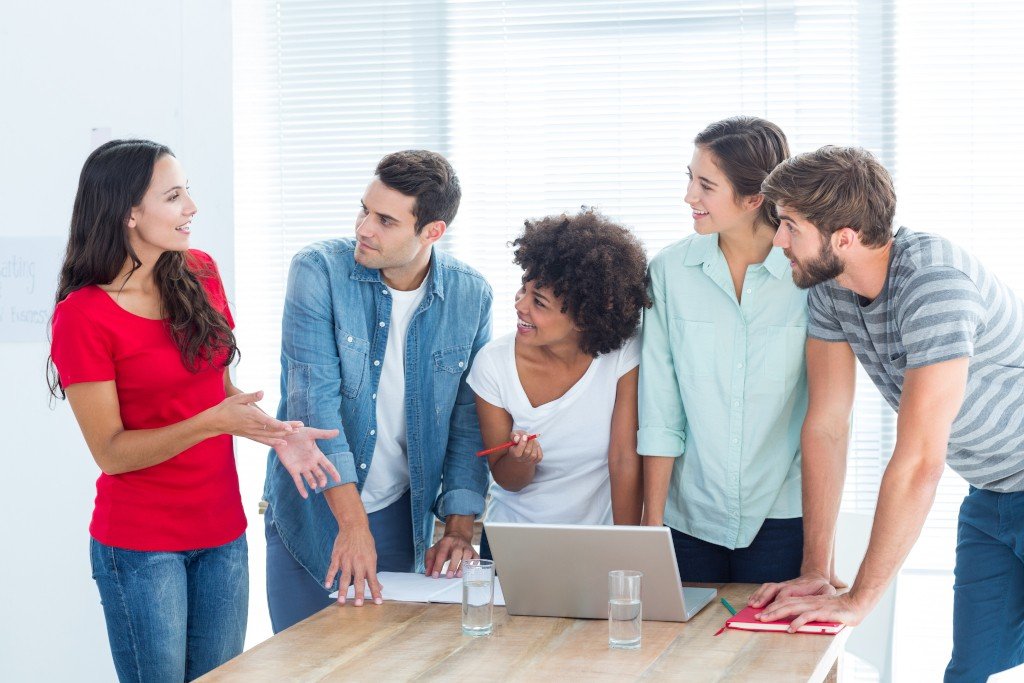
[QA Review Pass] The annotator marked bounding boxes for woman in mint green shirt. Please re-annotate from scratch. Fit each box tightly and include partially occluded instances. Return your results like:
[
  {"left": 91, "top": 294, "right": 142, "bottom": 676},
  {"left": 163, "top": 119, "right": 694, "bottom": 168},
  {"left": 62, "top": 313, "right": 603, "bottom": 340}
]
[{"left": 639, "top": 116, "right": 808, "bottom": 583}]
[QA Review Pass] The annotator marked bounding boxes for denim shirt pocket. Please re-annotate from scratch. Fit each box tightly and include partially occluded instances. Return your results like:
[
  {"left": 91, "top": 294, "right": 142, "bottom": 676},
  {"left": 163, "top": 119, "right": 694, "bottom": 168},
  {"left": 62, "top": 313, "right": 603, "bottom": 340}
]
[
  {"left": 337, "top": 329, "right": 370, "bottom": 399},
  {"left": 432, "top": 344, "right": 472, "bottom": 415}
]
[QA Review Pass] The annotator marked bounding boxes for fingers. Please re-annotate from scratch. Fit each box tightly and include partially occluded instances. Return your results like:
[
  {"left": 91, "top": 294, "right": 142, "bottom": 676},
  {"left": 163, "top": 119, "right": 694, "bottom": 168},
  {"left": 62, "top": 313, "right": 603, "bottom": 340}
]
[
  {"left": 230, "top": 390, "right": 264, "bottom": 404},
  {"left": 367, "top": 569, "right": 383, "bottom": 605},
  {"left": 306, "top": 427, "right": 340, "bottom": 440},
  {"left": 748, "top": 582, "right": 781, "bottom": 608},
  {"left": 291, "top": 471, "right": 309, "bottom": 500},
  {"left": 320, "top": 458, "right": 342, "bottom": 484},
  {"left": 424, "top": 545, "right": 438, "bottom": 577},
  {"left": 301, "top": 468, "right": 319, "bottom": 492},
  {"left": 338, "top": 564, "right": 353, "bottom": 606},
  {"left": 325, "top": 556, "right": 341, "bottom": 600},
  {"left": 446, "top": 544, "right": 468, "bottom": 579},
  {"left": 352, "top": 570, "right": 366, "bottom": 607}
]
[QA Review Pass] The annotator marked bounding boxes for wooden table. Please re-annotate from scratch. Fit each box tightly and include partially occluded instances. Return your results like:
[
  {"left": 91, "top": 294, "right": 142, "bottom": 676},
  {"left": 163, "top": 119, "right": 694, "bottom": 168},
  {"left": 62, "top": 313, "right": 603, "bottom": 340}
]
[{"left": 200, "top": 584, "right": 848, "bottom": 682}]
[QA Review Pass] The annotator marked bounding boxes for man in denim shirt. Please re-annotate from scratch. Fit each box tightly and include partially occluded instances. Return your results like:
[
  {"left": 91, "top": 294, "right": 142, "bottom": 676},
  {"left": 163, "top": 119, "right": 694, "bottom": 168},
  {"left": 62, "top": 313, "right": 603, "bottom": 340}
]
[{"left": 263, "top": 150, "right": 492, "bottom": 632}]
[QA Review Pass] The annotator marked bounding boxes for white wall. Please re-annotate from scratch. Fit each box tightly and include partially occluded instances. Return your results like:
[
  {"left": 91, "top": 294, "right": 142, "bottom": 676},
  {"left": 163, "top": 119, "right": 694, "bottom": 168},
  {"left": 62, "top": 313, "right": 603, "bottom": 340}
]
[{"left": 0, "top": 2, "right": 233, "bottom": 679}]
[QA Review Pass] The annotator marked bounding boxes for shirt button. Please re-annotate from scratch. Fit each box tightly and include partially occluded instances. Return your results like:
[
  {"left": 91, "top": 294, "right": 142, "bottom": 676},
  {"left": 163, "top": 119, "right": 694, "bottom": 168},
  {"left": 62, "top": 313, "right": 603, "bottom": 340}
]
[
  {"left": 372, "top": 393, "right": 377, "bottom": 400},
  {"left": 373, "top": 360, "right": 381, "bottom": 366},
  {"left": 382, "top": 289, "right": 389, "bottom": 295},
  {"left": 360, "top": 463, "right": 367, "bottom": 470},
  {"left": 379, "top": 321, "right": 386, "bottom": 327},
  {"left": 732, "top": 438, "right": 739, "bottom": 444},
  {"left": 458, "top": 361, "right": 465, "bottom": 368},
  {"left": 746, "top": 288, "right": 752, "bottom": 294},
  {"left": 347, "top": 336, "right": 353, "bottom": 343},
  {"left": 737, "top": 363, "right": 743, "bottom": 369},
  {"left": 734, "top": 400, "right": 740, "bottom": 407},
  {"left": 370, "top": 429, "right": 376, "bottom": 436}
]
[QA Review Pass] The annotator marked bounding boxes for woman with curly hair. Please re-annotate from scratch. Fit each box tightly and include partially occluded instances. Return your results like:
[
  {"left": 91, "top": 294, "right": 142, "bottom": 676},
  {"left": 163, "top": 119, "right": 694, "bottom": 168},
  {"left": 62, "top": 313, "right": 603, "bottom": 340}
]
[
  {"left": 639, "top": 116, "right": 809, "bottom": 584},
  {"left": 467, "top": 209, "right": 650, "bottom": 559},
  {"left": 48, "top": 139, "right": 340, "bottom": 682}
]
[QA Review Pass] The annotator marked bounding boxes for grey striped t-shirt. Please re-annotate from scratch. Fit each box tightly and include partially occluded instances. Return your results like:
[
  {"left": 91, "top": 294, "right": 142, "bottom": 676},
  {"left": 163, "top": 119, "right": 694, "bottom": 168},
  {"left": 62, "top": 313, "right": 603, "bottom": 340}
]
[{"left": 807, "top": 227, "right": 1024, "bottom": 492}]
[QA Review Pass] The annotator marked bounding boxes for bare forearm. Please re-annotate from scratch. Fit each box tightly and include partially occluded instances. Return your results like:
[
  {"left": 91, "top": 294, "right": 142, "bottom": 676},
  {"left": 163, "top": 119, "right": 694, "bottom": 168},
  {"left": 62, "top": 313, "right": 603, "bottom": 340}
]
[
  {"left": 324, "top": 483, "right": 370, "bottom": 531},
  {"left": 102, "top": 410, "right": 219, "bottom": 474},
  {"left": 800, "top": 425, "right": 848, "bottom": 577},
  {"left": 850, "top": 450, "right": 944, "bottom": 608},
  {"left": 610, "top": 450, "right": 642, "bottom": 524},
  {"left": 641, "top": 455, "right": 675, "bottom": 525},
  {"left": 490, "top": 457, "right": 537, "bottom": 492},
  {"left": 443, "top": 514, "right": 475, "bottom": 541}
]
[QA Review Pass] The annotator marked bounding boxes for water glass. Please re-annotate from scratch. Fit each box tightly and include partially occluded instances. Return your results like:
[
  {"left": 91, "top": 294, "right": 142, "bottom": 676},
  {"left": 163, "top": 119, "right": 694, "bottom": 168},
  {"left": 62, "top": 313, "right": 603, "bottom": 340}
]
[
  {"left": 608, "top": 570, "right": 642, "bottom": 649},
  {"left": 462, "top": 558, "right": 495, "bottom": 636}
]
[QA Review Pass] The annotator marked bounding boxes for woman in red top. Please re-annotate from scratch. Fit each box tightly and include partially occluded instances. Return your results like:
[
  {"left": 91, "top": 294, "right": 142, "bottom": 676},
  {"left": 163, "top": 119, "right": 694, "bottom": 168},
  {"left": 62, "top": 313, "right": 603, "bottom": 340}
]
[{"left": 49, "top": 139, "right": 340, "bottom": 682}]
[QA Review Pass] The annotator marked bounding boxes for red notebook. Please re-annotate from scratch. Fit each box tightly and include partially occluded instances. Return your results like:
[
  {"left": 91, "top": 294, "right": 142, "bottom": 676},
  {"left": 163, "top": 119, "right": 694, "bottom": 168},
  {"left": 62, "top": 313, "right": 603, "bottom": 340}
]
[{"left": 725, "top": 606, "right": 845, "bottom": 635}]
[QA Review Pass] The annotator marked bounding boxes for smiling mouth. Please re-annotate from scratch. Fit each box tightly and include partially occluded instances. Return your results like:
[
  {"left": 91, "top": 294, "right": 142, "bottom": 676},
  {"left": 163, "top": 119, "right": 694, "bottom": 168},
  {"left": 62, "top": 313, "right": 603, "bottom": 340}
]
[
  {"left": 176, "top": 223, "right": 191, "bottom": 233},
  {"left": 517, "top": 317, "right": 536, "bottom": 330},
  {"left": 692, "top": 209, "right": 709, "bottom": 218}
]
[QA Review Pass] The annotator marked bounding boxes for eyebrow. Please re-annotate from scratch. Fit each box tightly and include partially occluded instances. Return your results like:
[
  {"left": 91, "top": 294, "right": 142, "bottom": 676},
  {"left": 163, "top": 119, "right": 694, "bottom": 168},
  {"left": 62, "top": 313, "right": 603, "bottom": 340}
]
[
  {"left": 777, "top": 212, "right": 797, "bottom": 226},
  {"left": 361, "top": 199, "right": 400, "bottom": 225},
  {"left": 533, "top": 290, "right": 550, "bottom": 303},
  {"left": 162, "top": 182, "right": 188, "bottom": 195},
  {"left": 686, "top": 166, "right": 718, "bottom": 187}
]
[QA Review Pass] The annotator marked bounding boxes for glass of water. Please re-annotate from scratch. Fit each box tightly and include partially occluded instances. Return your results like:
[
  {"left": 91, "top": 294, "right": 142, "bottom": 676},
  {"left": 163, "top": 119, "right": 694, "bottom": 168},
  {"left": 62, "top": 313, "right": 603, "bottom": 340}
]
[
  {"left": 608, "top": 570, "right": 642, "bottom": 649},
  {"left": 462, "top": 558, "right": 495, "bottom": 636}
]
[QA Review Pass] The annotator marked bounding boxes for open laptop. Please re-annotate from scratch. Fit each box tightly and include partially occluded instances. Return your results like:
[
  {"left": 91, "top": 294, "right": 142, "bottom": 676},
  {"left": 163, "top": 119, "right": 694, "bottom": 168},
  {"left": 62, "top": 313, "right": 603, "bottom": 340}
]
[{"left": 484, "top": 522, "right": 717, "bottom": 622}]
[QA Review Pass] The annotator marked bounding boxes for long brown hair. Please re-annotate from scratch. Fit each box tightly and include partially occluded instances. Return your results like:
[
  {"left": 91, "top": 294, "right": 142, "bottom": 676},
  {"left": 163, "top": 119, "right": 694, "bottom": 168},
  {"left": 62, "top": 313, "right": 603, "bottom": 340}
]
[{"left": 47, "top": 139, "right": 237, "bottom": 398}]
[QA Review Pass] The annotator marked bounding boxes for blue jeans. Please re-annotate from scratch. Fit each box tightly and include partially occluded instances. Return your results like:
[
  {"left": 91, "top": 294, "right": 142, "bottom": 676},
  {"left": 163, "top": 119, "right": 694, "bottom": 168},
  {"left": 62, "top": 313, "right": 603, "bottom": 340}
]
[
  {"left": 946, "top": 487, "right": 1024, "bottom": 682},
  {"left": 265, "top": 488, "right": 416, "bottom": 633},
  {"left": 90, "top": 533, "right": 248, "bottom": 683},
  {"left": 670, "top": 517, "right": 803, "bottom": 583}
]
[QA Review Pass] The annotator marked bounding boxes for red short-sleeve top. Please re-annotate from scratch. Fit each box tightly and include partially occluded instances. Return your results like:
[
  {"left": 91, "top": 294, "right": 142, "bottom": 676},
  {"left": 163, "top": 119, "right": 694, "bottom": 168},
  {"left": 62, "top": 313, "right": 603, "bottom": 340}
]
[{"left": 50, "top": 250, "right": 246, "bottom": 551}]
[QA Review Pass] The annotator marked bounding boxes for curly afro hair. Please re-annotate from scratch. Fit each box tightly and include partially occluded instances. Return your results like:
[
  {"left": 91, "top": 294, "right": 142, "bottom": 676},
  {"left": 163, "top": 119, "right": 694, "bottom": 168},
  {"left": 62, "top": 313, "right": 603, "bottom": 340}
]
[{"left": 512, "top": 208, "right": 651, "bottom": 357}]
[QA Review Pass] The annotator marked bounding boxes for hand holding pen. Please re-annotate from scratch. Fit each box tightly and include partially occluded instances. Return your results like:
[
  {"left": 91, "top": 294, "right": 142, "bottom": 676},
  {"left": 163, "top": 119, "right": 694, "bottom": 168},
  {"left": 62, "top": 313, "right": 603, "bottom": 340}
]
[{"left": 477, "top": 431, "right": 542, "bottom": 464}]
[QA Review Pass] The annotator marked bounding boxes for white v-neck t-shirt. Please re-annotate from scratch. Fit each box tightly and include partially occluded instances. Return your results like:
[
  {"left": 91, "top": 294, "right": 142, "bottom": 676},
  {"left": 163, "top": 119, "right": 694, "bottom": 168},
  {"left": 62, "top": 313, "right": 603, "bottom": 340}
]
[
  {"left": 360, "top": 277, "right": 428, "bottom": 513},
  {"left": 466, "top": 332, "right": 640, "bottom": 525}
]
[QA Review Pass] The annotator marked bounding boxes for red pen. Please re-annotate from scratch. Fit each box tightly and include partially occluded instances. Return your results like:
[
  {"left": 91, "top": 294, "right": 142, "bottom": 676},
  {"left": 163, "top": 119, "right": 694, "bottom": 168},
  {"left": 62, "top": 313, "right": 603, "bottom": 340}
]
[{"left": 476, "top": 433, "right": 539, "bottom": 457}]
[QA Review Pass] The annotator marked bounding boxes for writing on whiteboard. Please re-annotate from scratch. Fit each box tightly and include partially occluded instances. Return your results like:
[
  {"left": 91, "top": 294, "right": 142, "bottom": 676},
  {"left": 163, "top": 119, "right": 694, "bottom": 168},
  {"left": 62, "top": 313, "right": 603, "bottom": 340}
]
[{"left": 0, "top": 238, "right": 63, "bottom": 342}]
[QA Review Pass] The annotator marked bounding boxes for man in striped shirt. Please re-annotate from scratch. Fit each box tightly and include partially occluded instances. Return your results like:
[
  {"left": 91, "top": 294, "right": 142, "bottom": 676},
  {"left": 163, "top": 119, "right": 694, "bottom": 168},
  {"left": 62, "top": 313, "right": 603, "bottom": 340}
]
[{"left": 747, "top": 146, "right": 1024, "bottom": 682}]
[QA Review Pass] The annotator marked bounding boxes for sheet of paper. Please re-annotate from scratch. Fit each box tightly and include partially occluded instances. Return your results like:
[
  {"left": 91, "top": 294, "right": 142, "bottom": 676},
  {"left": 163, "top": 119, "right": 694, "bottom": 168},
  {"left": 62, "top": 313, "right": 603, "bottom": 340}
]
[{"left": 333, "top": 571, "right": 504, "bottom": 606}]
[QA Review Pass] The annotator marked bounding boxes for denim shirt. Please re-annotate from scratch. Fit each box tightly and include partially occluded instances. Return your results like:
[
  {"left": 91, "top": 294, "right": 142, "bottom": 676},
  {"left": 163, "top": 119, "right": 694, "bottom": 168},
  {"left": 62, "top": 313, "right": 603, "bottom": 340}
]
[{"left": 263, "top": 238, "right": 492, "bottom": 580}]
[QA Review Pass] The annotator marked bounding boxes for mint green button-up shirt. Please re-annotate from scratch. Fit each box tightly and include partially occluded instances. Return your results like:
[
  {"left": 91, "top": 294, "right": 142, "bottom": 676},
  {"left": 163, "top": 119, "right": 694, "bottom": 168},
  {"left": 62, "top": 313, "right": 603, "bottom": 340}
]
[{"left": 638, "top": 233, "right": 808, "bottom": 549}]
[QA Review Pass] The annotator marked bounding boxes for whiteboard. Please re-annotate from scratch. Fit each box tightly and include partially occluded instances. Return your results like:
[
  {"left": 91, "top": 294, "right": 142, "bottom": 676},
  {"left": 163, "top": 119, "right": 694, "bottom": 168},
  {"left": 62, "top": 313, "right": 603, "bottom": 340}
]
[{"left": 0, "top": 237, "right": 64, "bottom": 343}]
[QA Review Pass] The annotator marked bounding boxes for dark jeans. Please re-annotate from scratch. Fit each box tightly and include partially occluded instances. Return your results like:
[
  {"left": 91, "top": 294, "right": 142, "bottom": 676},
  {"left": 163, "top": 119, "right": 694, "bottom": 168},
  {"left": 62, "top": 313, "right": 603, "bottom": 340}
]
[
  {"left": 90, "top": 532, "right": 248, "bottom": 683},
  {"left": 945, "top": 487, "right": 1024, "bottom": 683},
  {"left": 265, "top": 489, "right": 416, "bottom": 633},
  {"left": 670, "top": 517, "right": 803, "bottom": 583}
]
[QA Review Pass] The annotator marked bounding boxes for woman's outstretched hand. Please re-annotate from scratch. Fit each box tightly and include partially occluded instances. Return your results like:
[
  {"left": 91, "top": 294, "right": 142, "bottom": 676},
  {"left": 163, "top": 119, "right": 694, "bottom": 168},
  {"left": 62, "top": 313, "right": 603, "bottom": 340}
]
[
  {"left": 274, "top": 427, "right": 342, "bottom": 498},
  {"left": 207, "top": 390, "right": 297, "bottom": 448}
]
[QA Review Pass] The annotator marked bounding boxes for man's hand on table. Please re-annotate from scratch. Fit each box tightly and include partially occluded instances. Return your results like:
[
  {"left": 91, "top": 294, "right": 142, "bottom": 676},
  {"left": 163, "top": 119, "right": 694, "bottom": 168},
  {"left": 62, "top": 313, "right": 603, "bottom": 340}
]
[{"left": 325, "top": 524, "right": 383, "bottom": 606}]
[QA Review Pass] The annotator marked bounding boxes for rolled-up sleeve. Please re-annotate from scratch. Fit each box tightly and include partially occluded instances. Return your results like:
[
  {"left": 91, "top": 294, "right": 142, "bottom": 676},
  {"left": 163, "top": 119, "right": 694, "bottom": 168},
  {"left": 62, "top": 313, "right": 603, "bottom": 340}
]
[
  {"left": 280, "top": 251, "right": 358, "bottom": 487},
  {"left": 434, "top": 286, "right": 492, "bottom": 520},
  {"left": 637, "top": 259, "right": 687, "bottom": 457}
]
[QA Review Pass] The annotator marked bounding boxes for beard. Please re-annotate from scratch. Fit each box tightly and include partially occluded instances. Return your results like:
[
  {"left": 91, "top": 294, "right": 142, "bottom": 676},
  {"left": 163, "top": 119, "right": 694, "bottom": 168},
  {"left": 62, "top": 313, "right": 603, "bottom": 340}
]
[{"left": 789, "top": 240, "right": 845, "bottom": 289}]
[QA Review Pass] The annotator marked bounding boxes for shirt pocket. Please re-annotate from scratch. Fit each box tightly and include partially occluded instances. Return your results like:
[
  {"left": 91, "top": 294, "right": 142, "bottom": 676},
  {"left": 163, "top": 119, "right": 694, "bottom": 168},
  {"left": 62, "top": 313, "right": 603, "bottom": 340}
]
[
  {"left": 670, "top": 318, "right": 716, "bottom": 379},
  {"left": 432, "top": 344, "right": 472, "bottom": 412},
  {"left": 336, "top": 329, "right": 370, "bottom": 399},
  {"left": 763, "top": 325, "right": 807, "bottom": 384}
]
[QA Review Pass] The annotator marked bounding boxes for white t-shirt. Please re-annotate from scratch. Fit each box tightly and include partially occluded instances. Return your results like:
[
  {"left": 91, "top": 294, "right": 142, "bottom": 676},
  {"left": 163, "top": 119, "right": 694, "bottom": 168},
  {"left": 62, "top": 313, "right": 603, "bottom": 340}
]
[
  {"left": 466, "top": 332, "right": 640, "bottom": 525},
  {"left": 360, "top": 277, "right": 428, "bottom": 513}
]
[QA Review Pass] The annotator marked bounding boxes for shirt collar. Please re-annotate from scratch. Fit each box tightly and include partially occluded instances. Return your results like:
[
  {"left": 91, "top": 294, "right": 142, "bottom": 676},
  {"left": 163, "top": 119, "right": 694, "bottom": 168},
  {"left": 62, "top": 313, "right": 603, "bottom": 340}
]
[
  {"left": 349, "top": 248, "right": 444, "bottom": 300},
  {"left": 681, "top": 233, "right": 719, "bottom": 266},
  {"left": 680, "top": 233, "right": 790, "bottom": 280},
  {"left": 762, "top": 247, "right": 790, "bottom": 280}
]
